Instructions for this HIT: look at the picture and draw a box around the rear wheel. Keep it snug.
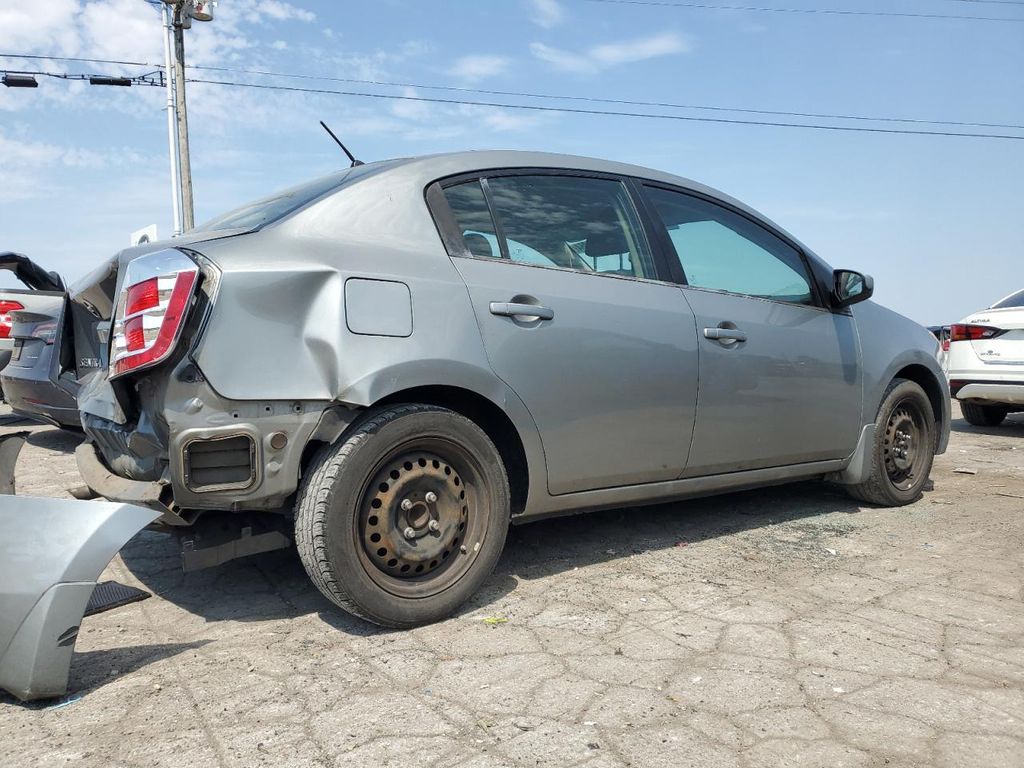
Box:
[294,404,510,627]
[846,378,935,507]
[960,401,1008,427]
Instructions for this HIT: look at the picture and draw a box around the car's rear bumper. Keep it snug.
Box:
[951,380,1024,407]
[75,442,170,511]
[77,362,344,518]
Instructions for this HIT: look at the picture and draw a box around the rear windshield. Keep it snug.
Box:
[196,159,402,232]
[992,289,1024,309]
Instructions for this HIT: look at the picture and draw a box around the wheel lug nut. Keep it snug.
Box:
[401,499,413,511]
[428,519,440,532]
[460,544,468,554]
[403,527,416,539]
[425,491,438,504]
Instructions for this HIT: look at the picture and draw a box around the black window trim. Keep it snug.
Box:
[634,179,830,311]
[477,177,510,261]
[425,167,679,286]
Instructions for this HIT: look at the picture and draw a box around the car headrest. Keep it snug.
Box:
[463,232,495,259]
[585,226,628,257]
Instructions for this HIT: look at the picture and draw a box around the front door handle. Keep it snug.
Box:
[703,327,747,343]
[489,302,554,321]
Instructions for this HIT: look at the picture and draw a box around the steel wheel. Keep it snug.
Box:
[844,378,937,507]
[354,438,488,599]
[882,397,929,491]
[295,404,510,627]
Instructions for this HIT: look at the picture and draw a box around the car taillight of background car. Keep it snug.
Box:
[110,249,199,378]
[0,300,25,339]
[949,323,1007,342]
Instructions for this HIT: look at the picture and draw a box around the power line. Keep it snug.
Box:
[579,0,1024,22]
[946,1,1024,6]
[6,65,1023,140]
[0,53,155,67]
[4,52,1022,131]
[183,76,1024,140]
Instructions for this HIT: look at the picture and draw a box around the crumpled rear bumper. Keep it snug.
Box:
[75,441,169,510]
[0,496,158,701]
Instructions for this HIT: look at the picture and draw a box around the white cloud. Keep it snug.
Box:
[79,0,165,64]
[0,129,150,203]
[527,0,566,28]
[255,1,315,23]
[531,32,689,74]
[530,43,594,74]
[448,55,511,83]
[0,0,81,56]
[390,87,432,121]
[271,40,289,50]
[474,108,548,133]
[591,32,689,66]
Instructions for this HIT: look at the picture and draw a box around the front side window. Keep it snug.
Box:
[444,174,655,280]
[644,186,814,305]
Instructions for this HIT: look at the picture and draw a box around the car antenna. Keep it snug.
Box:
[320,121,364,167]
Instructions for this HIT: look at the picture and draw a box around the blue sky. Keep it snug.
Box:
[1,0,1021,325]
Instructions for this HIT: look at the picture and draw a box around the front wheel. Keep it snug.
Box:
[294,404,510,627]
[960,401,1008,427]
[846,378,935,507]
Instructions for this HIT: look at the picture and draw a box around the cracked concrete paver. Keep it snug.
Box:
[1,403,1023,767]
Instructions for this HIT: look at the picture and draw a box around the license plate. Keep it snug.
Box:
[11,340,22,362]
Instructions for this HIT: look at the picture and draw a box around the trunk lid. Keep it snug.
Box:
[964,307,1024,366]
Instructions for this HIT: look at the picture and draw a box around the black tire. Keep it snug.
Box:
[846,378,935,507]
[294,404,510,628]
[960,401,1008,427]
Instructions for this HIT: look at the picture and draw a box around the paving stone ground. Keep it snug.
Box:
[1,403,1022,768]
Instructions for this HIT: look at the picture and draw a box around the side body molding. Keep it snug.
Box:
[0,496,158,701]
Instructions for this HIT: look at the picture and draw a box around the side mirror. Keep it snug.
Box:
[832,269,873,308]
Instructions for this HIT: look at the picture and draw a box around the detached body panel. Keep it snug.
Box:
[0,496,158,701]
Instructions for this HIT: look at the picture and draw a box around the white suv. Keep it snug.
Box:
[948,289,1024,426]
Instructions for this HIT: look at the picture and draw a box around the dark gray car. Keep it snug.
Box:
[0,253,65,379]
[0,253,77,425]
[73,151,950,627]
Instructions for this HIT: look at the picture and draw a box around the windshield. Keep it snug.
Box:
[991,289,1024,309]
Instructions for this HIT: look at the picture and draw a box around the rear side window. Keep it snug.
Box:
[992,289,1024,309]
[644,186,814,305]
[443,174,655,280]
[443,181,501,259]
[197,161,400,233]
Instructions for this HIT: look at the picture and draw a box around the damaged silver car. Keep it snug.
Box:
[73,151,950,627]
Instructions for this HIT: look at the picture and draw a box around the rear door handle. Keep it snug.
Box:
[489,302,554,321]
[703,327,747,343]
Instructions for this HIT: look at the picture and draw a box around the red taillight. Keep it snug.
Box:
[125,277,160,316]
[949,324,1006,342]
[0,299,24,340]
[124,316,146,352]
[110,250,200,379]
[941,339,950,352]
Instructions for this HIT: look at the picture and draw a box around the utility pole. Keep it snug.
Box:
[171,3,194,231]
[161,3,182,235]
[161,1,213,233]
